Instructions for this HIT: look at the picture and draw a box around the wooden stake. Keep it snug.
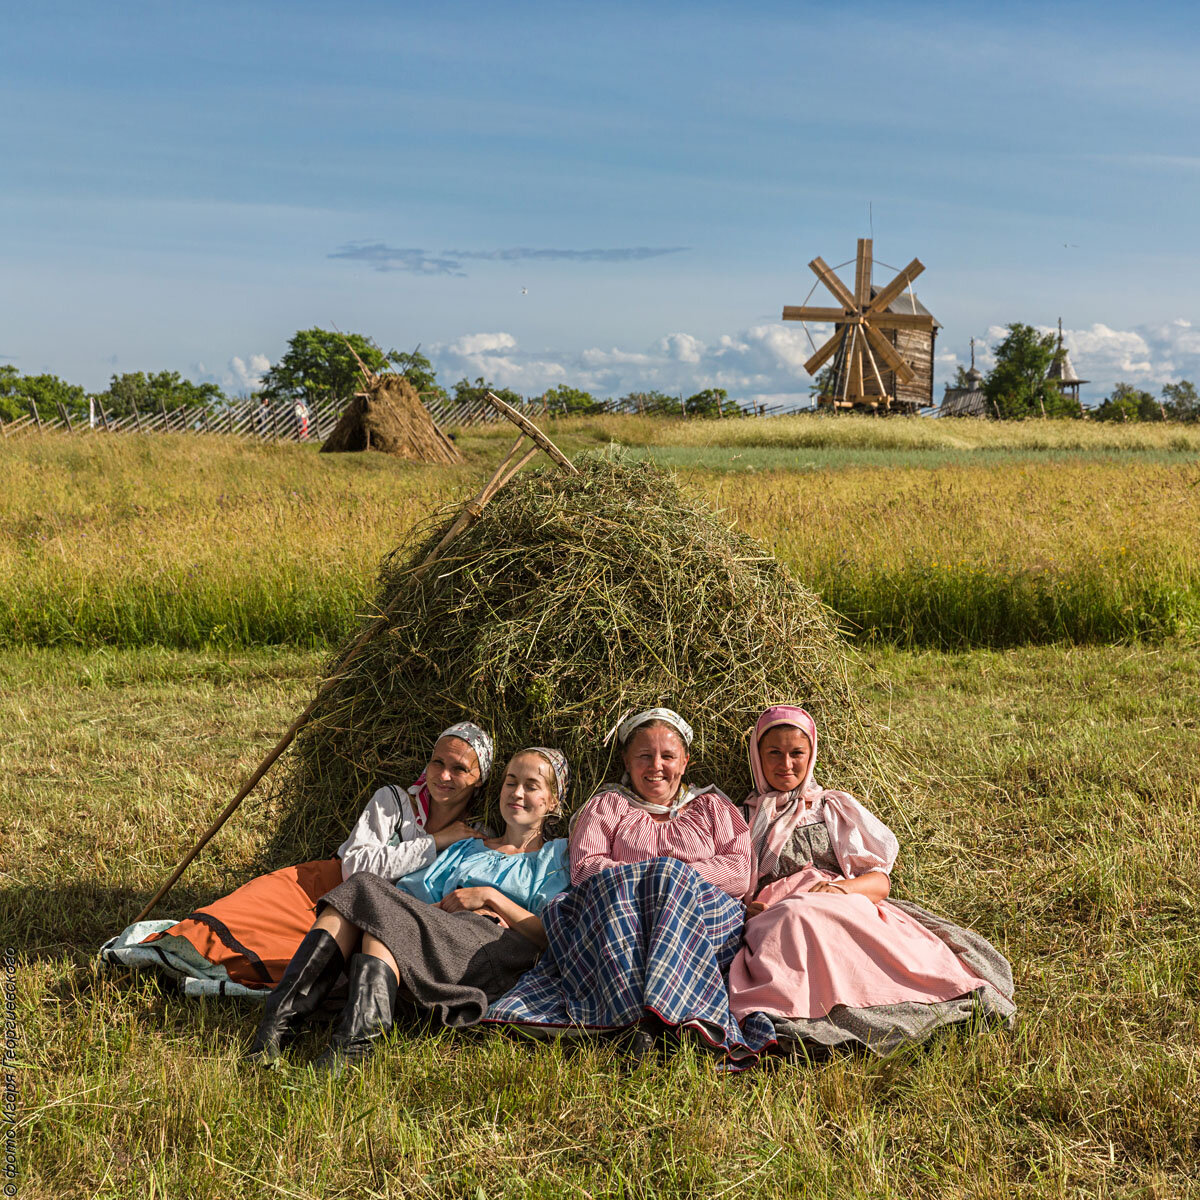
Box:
[133,410,575,922]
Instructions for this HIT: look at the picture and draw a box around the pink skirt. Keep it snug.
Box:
[728,865,988,1022]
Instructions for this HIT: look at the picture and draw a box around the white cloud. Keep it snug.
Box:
[429,317,1200,410]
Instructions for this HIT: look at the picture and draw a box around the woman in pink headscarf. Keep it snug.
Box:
[727,706,1015,1056]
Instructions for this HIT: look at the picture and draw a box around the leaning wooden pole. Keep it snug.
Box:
[133,410,575,922]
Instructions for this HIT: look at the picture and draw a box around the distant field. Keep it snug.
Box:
[2,420,1198,649]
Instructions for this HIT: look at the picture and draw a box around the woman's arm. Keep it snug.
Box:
[681,794,753,898]
[437,887,547,949]
[810,871,890,902]
[337,786,440,882]
[568,794,627,886]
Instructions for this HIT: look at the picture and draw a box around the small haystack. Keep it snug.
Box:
[264,454,884,865]
[321,374,460,464]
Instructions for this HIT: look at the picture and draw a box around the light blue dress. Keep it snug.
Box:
[396,837,569,917]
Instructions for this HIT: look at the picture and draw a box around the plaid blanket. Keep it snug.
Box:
[484,857,775,1065]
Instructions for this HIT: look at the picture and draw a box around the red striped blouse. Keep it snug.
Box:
[570,788,753,898]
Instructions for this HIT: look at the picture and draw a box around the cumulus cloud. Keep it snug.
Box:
[194,353,271,395]
[428,323,821,409]
[329,241,687,275]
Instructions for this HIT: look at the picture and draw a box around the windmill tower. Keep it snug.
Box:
[783,239,939,413]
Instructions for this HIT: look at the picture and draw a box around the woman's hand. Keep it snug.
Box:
[432,821,484,851]
[808,881,848,895]
[745,900,769,917]
[438,886,502,913]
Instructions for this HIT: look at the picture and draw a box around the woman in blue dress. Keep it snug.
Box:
[247,746,570,1073]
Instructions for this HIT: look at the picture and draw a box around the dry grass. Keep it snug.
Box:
[6,641,1199,1198]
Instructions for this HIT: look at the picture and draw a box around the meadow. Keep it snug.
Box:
[5,417,1199,1198]
[3,416,1199,650]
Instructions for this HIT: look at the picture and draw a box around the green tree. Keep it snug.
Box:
[98,371,225,418]
[984,323,1076,419]
[390,348,446,401]
[684,387,735,418]
[1092,383,1164,423]
[452,377,523,411]
[259,329,393,408]
[542,385,604,415]
[0,366,89,421]
[1162,380,1199,423]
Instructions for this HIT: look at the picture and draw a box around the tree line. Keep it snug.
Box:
[4,323,1196,424]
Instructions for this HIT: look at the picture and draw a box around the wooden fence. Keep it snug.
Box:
[0,391,811,441]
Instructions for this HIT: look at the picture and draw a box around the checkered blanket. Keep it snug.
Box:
[484,857,775,1065]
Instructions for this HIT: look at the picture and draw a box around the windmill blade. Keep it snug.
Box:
[808,256,857,311]
[782,306,848,322]
[865,258,925,316]
[803,326,848,376]
[871,312,935,331]
[854,238,873,309]
[863,322,915,384]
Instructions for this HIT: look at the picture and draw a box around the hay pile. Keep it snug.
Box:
[321,375,460,464]
[265,454,881,863]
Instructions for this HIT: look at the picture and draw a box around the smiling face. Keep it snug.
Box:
[424,735,482,808]
[757,724,813,793]
[498,750,558,839]
[622,723,689,805]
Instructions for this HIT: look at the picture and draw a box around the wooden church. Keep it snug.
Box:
[783,239,938,413]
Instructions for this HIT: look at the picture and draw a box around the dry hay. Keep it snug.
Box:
[263,453,888,863]
[321,374,460,464]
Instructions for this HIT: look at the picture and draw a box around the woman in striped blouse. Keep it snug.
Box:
[484,708,775,1065]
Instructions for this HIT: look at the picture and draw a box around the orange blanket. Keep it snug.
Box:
[145,859,344,988]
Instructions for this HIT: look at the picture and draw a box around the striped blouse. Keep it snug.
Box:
[569,787,753,899]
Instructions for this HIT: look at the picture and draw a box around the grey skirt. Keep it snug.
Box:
[318,872,542,1028]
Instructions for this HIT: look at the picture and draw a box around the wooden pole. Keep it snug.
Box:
[29,401,41,429]
[133,411,575,922]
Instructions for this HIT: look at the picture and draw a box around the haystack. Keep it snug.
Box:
[320,374,460,464]
[264,454,883,865]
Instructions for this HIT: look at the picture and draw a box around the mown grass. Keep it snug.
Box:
[2,425,1199,650]
[6,641,1199,1198]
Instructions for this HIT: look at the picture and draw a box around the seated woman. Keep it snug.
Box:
[137,722,494,992]
[727,705,1016,1056]
[484,708,775,1065]
[248,746,571,1073]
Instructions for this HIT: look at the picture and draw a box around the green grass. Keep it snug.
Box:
[7,642,1199,1198]
[2,426,1199,652]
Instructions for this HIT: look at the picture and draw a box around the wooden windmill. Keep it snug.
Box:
[783,239,938,413]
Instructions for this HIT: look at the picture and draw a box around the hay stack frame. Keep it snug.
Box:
[321,372,462,464]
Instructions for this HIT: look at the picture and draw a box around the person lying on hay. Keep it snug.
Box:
[483,708,776,1067]
[248,745,571,1074]
[102,722,496,998]
[726,706,1016,1056]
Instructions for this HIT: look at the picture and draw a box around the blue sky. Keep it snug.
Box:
[4,0,1199,405]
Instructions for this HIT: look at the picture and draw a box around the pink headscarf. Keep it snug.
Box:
[744,705,898,888]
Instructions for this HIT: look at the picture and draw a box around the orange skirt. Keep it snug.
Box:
[145,859,344,988]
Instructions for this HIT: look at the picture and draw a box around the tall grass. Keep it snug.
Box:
[2,429,1198,649]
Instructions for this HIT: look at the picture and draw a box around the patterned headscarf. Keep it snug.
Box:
[525,746,570,806]
[439,721,495,783]
[615,707,694,749]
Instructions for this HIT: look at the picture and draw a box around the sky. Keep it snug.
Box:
[3,0,1199,408]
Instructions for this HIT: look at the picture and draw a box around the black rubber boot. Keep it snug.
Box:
[312,953,398,1077]
[245,928,346,1065]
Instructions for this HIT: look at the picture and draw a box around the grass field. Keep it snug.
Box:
[7,641,1198,1198]
[3,419,1199,650]
[6,419,1200,1197]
